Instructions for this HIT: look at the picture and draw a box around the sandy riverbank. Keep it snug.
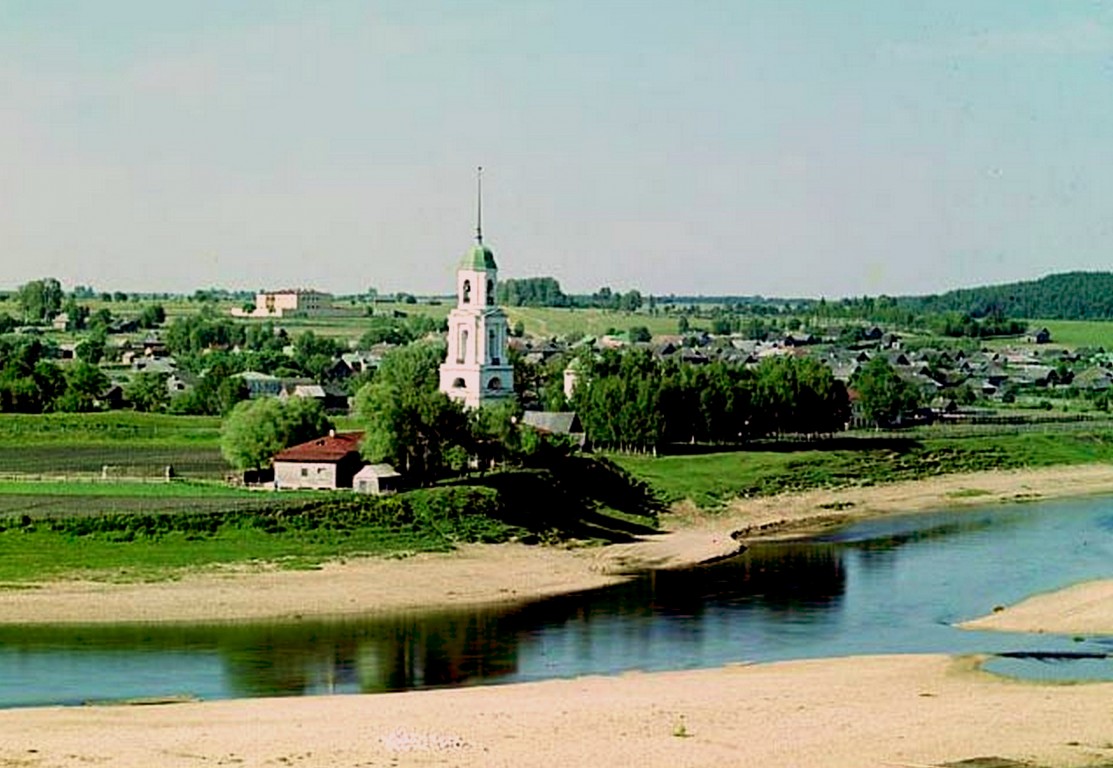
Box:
[2,653,1112,768]
[3,463,1113,625]
[4,465,1113,766]
[963,579,1113,635]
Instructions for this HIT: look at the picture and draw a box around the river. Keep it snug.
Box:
[1,495,1111,708]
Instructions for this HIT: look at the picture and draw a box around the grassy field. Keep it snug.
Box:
[0,413,226,480]
[612,429,1113,508]
[0,525,457,582]
[1027,319,1113,350]
[0,412,221,444]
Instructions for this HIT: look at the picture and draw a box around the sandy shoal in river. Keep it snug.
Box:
[3,654,1113,768]
[963,579,1113,635]
[3,463,1113,625]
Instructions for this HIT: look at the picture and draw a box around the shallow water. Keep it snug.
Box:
[1,496,1111,708]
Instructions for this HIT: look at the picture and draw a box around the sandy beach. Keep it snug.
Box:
[3,653,1113,768]
[3,464,1113,767]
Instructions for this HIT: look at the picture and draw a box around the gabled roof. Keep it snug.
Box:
[521,411,583,435]
[273,431,364,463]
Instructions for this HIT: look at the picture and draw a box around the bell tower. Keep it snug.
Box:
[438,168,514,408]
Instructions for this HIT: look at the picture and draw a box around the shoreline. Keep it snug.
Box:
[3,463,1113,625]
[4,654,1113,767]
[3,465,1113,765]
[962,579,1113,635]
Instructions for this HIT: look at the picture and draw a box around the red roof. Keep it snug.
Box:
[273,431,364,463]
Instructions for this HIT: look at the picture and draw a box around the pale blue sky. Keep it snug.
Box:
[1,1,1111,297]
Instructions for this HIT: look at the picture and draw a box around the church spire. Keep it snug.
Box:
[475,165,484,245]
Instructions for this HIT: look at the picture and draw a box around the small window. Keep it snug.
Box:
[300,467,308,477]
[487,280,494,305]
[462,279,472,304]
[452,377,466,388]
[488,377,502,391]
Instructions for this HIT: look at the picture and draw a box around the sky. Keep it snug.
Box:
[1,1,1111,298]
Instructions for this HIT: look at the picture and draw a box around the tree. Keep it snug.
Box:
[137,304,166,329]
[853,357,922,428]
[60,297,89,331]
[16,278,63,323]
[75,333,106,365]
[620,289,644,312]
[55,362,109,412]
[125,372,170,413]
[220,397,334,471]
[354,342,470,483]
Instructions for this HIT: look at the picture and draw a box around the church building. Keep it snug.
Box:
[438,171,514,409]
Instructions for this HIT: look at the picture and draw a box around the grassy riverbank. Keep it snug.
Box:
[0,487,508,582]
[0,457,660,582]
[612,429,1113,507]
[5,409,1113,583]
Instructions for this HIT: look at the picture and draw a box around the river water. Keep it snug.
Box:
[1,496,1112,708]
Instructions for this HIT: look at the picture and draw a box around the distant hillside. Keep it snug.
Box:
[904,272,1113,321]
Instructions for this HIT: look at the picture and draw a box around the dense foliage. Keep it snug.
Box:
[497,277,571,307]
[850,357,923,428]
[907,272,1113,321]
[355,342,472,483]
[220,397,334,470]
[570,350,850,450]
[0,336,110,413]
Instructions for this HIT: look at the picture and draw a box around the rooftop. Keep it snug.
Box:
[273,431,364,463]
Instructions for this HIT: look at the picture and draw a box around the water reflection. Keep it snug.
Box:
[1,497,1112,706]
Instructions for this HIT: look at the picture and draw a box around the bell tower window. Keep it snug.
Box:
[487,279,494,306]
[458,329,468,364]
[462,279,471,305]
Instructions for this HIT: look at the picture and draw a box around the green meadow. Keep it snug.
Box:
[1028,319,1113,350]
[612,429,1113,508]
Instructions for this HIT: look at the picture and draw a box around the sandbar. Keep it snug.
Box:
[963,579,1113,635]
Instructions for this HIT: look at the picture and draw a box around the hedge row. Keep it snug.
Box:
[0,486,511,544]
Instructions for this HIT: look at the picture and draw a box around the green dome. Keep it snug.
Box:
[459,241,497,271]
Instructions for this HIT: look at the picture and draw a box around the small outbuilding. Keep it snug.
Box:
[353,464,403,495]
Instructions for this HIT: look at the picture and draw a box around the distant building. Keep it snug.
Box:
[232,289,335,319]
[233,371,283,398]
[273,431,364,490]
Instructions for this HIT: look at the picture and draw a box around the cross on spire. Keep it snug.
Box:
[475,165,483,245]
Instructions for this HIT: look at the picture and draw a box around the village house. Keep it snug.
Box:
[273,431,365,490]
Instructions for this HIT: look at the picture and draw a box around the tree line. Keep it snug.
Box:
[569,350,850,450]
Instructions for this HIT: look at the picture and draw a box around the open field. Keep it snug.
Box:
[0,413,225,480]
[504,306,677,339]
[0,412,221,444]
[1029,318,1113,349]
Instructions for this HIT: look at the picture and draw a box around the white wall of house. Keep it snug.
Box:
[275,461,338,490]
